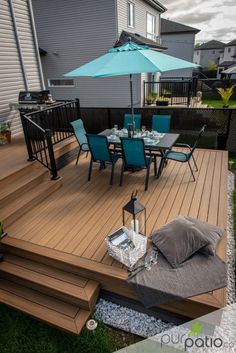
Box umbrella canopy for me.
[64,41,198,127]
[222,65,236,75]
[65,41,198,78]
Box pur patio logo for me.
[160,321,230,351]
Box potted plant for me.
[216,84,236,108]
[0,221,7,238]
[146,92,157,105]
[0,121,11,143]
[156,96,169,106]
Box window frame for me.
[228,47,231,53]
[127,1,135,28]
[48,79,75,88]
[146,12,156,41]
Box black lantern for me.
[122,191,146,235]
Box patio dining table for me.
[100,129,180,178]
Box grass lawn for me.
[202,100,236,108]
[0,304,140,353]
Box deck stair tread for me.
[0,177,62,228]
[0,254,99,309]
[0,279,91,335]
[0,167,47,205]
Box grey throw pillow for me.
[151,216,209,268]
[184,216,224,256]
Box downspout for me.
[8,0,29,91]
[27,0,45,90]
[114,0,119,40]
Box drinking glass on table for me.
[112,124,118,134]
[141,125,146,135]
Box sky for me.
[161,0,236,44]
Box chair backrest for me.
[86,134,112,162]
[123,114,141,130]
[152,115,171,133]
[121,137,147,168]
[189,125,207,156]
[70,119,87,146]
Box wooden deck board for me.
[3,147,228,317]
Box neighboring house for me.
[217,39,236,78]
[0,0,44,135]
[219,39,236,63]
[160,18,200,78]
[193,40,225,67]
[32,0,166,108]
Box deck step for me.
[0,167,47,207]
[0,177,62,228]
[0,254,99,310]
[0,279,91,335]
[0,161,37,189]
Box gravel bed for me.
[94,172,235,337]
[226,171,235,304]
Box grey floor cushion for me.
[151,216,209,268]
[184,216,224,256]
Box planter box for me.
[156,100,169,106]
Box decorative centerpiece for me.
[106,192,147,268]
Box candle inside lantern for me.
[131,219,139,233]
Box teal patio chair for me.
[120,137,156,191]
[86,134,121,185]
[70,119,89,164]
[123,114,141,130]
[152,115,171,133]
[160,125,206,181]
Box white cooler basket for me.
[106,227,147,269]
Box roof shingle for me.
[161,18,200,34]
[196,40,225,50]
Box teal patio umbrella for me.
[64,41,198,126]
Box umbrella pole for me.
[129,74,134,131]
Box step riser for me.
[0,163,36,189]
[0,279,91,335]
[0,172,47,208]
[2,179,62,228]
[2,244,93,282]
[1,243,123,298]
[54,140,78,159]
[0,272,91,309]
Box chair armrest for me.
[174,143,191,150]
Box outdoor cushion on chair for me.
[184,216,224,256]
[151,216,209,268]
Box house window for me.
[228,47,231,53]
[212,50,215,54]
[128,1,135,28]
[147,12,156,40]
[48,79,74,87]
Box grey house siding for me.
[193,48,222,67]
[0,0,42,135]
[33,0,135,108]
[33,0,162,109]
[116,0,161,107]
[161,32,195,78]
[117,0,161,38]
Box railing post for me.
[45,129,59,180]
[75,98,81,118]
[143,80,146,107]
[20,111,34,161]
[187,81,191,107]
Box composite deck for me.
[1,139,228,319]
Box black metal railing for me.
[143,79,195,107]
[20,99,80,179]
